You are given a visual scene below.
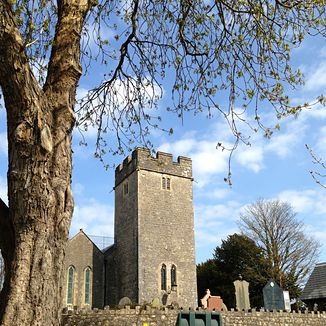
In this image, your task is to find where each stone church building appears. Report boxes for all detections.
[61,148,197,309]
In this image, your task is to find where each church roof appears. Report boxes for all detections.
[69,229,103,254]
[301,262,326,300]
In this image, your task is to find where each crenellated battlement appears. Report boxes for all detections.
[115,148,192,186]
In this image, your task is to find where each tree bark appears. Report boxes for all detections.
[0,1,93,325]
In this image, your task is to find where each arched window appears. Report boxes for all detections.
[161,264,167,291]
[162,177,166,189]
[84,267,91,305]
[166,177,171,190]
[162,177,171,190]
[171,264,177,286]
[67,266,75,305]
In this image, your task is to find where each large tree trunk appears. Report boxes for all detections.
[0,1,92,325]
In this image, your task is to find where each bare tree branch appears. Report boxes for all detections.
[74,0,325,179]
[306,144,326,189]
[238,199,320,292]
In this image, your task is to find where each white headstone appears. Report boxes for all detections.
[283,291,291,312]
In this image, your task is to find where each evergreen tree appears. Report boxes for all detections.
[197,234,270,309]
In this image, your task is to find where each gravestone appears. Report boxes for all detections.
[233,277,251,311]
[151,297,161,308]
[283,290,291,312]
[263,280,285,311]
[207,296,224,311]
[118,296,132,307]
[200,289,225,311]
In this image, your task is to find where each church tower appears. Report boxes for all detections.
[112,148,197,307]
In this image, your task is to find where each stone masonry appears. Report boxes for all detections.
[62,307,326,326]
[62,231,104,308]
[62,148,197,309]
[106,148,197,307]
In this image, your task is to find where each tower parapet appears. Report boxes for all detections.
[115,148,192,186]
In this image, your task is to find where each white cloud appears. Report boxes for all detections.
[159,138,196,155]
[305,61,326,91]
[194,200,242,249]
[277,189,326,216]
[302,106,326,120]
[157,99,325,195]
[236,146,264,173]
[71,198,114,238]
[199,188,232,200]
[196,201,241,223]
[266,118,307,157]
[159,137,230,187]
[159,112,308,185]
[194,200,241,261]
[192,142,230,185]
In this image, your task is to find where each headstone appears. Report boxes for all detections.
[200,289,226,311]
[234,278,251,311]
[283,291,291,312]
[151,297,161,308]
[207,296,224,311]
[162,293,168,306]
[118,296,132,307]
[170,301,179,309]
[263,280,285,311]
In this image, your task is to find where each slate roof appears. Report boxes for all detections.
[301,262,326,300]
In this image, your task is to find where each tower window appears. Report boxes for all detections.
[84,267,91,305]
[123,182,129,195]
[67,266,75,305]
[162,177,166,189]
[162,177,171,190]
[171,264,177,287]
[166,177,171,190]
[161,264,167,291]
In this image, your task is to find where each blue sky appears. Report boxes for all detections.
[0,34,326,265]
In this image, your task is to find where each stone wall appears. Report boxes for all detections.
[110,169,139,304]
[112,148,197,307]
[223,309,326,325]
[62,306,178,326]
[137,168,197,307]
[115,148,192,187]
[62,231,104,309]
[62,307,326,326]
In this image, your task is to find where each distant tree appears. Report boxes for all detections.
[238,199,320,296]
[197,234,270,309]
[197,259,220,302]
